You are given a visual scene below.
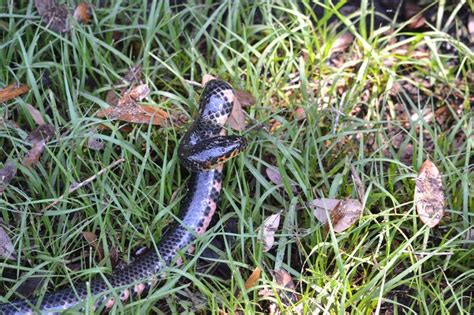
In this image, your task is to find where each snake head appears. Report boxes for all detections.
[198,79,234,127]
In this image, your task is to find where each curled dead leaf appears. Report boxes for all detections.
[96,104,168,126]
[26,124,55,143]
[73,2,92,24]
[414,160,445,228]
[227,94,246,131]
[0,83,29,103]
[0,225,17,260]
[87,133,104,151]
[0,161,17,194]
[82,231,103,260]
[266,167,298,193]
[258,212,281,252]
[244,267,261,290]
[35,0,71,33]
[26,104,46,126]
[331,31,354,53]
[309,198,363,233]
[351,165,365,201]
[23,140,46,168]
[235,89,256,108]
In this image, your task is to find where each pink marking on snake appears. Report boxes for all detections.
[213,180,222,191]
[105,297,115,309]
[196,199,217,236]
[120,289,130,301]
[134,283,146,296]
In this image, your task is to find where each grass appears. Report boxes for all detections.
[0,0,473,314]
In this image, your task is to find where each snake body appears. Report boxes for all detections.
[0,79,246,314]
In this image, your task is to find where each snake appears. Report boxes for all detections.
[0,79,247,314]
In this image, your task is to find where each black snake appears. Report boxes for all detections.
[0,79,247,314]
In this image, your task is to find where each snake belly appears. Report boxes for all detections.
[0,79,246,314]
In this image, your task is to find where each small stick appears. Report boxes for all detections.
[41,157,125,212]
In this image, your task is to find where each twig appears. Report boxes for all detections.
[41,157,125,212]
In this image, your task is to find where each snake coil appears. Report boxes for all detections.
[0,79,247,314]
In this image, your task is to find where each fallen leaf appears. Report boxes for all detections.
[294,107,306,121]
[258,212,281,252]
[235,89,256,108]
[414,160,445,228]
[15,276,46,298]
[118,84,150,105]
[35,0,71,33]
[105,65,143,107]
[26,104,45,125]
[87,132,104,151]
[309,198,340,224]
[266,167,298,193]
[244,267,261,290]
[331,31,354,53]
[266,167,283,185]
[26,124,55,143]
[0,161,17,194]
[99,83,167,126]
[227,94,246,131]
[274,269,298,304]
[82,231,103,260]
[351,166,365,201]
[96,103,168,126]
[0,225,17,260]
[23,140,46,168]
[309,198,363,233]
[73,2,92,24]
[0,83,29,103]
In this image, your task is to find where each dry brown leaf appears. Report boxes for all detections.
[235,89,256,108]
[73,2,92,24]
[244,267,261,290]
[98,83,167,126]
[118,84,150,105]
[23,140,46,168]
[35,0,71,33]
[227,94,247,131]
[26,124,55,143]
[258,212,281,252]
[266,167,282,185]
[265,167,298,193]
[332,31,354,53]
[351,165,365,201]
[294,107,306,121]
[105,65,143,107]
[274,270,298,304]
[414,160,445,228]
[0,161,17,195]
[310,198,340,224]
[87,133,104,151]
[82,231,103,260]
[96,104,168,126]
[0,225,17,260]
[310,198,363,233]
[0,83,29,103]
[26,104,46,125]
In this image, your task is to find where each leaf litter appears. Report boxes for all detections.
[414,160,445,228]
[0,161,17,195]
[0,83,29,103]
[309,198,363,233]
[258,212,281,252]
[0,224,17,260]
